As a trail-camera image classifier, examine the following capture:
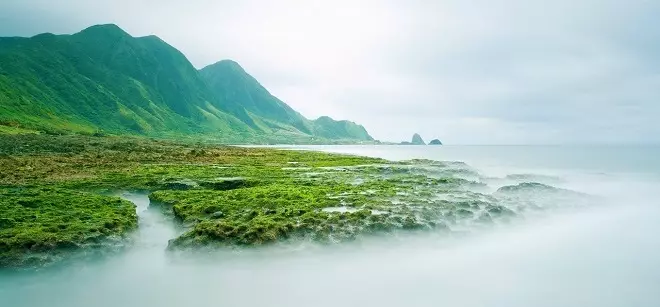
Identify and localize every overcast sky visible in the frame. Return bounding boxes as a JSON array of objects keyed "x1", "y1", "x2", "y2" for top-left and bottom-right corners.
[{"x1": 1, "y1": 0, "x2": 659, "y2": 144}]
